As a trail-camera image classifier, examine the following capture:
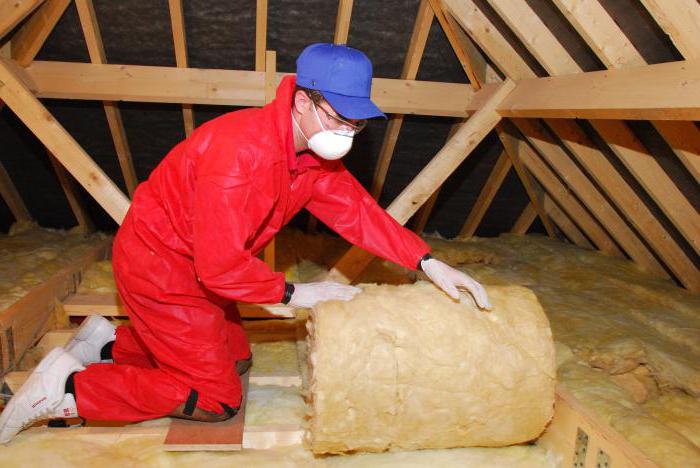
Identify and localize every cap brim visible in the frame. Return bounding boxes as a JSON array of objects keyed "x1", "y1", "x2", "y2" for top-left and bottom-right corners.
[{"x1": 321, "y1": 91, "x2": 387, "y2": 120}]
